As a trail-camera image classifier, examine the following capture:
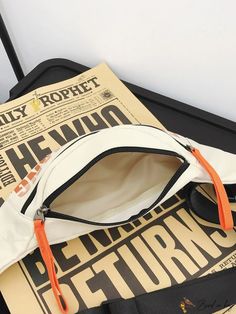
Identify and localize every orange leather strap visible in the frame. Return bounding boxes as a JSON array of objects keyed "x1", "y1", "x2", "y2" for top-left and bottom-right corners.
[
  {"x1": 191, "y1": 147, "x2": 233, "y2": 230},
  {"x1": 34, "y1": 220, "x2": 69, "y2": 314}
]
